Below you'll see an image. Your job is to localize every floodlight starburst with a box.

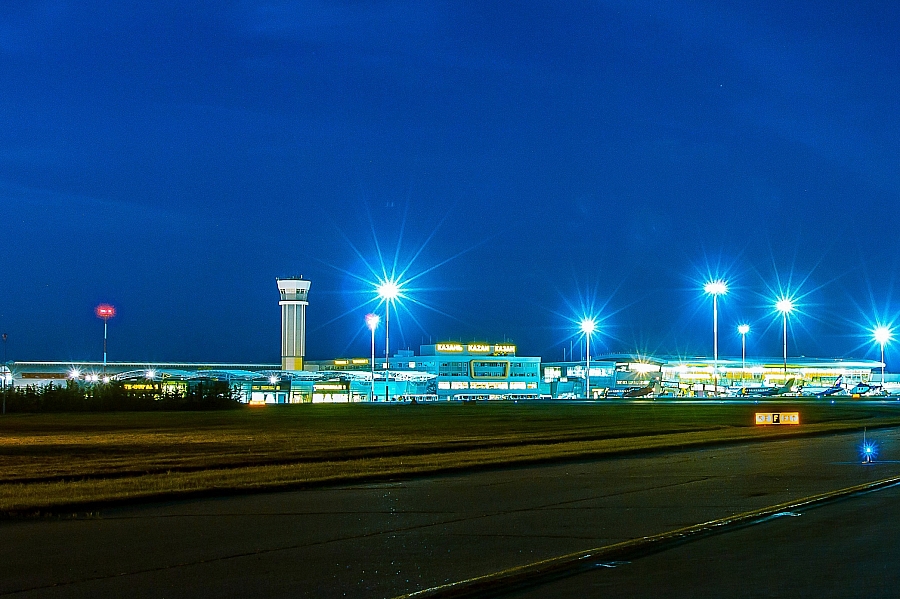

[704,280,728,296]
[874,326,892,346]
[580,318,596,335]
[365,313,380,331]
[775,298,794,314]
[376,279,402,302]
[738,324,750,335]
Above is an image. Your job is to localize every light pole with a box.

[366,313,380,402]
[874,326,892,390]
[376,279,400,401]
[704,280,728,395]
[580,318,596,399]
[738,324,750,385]
[775,298,794,379]
[95,304,116,375]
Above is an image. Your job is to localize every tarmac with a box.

[2,428,898,598]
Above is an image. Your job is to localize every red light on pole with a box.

[95,304,116,320]
[95,304,116,374]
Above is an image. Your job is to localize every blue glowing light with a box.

[860,441,878,462]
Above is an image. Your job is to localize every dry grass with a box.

[1,401,898,512]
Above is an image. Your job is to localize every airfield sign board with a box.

[755,412,800,425]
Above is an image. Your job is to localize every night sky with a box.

[2,1,899,365]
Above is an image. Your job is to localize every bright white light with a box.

[102,376,110,384]
[704,280,728,296]
[69,368,82,380]
[580,318,596,335]
[365,313,380,331]
[269,376,279,385]
[146,369,157,379]
[376,279,401,301]
[874,326,893,346]
[632,362,658,374]
[775,298,794,314]
[738,324,750,335]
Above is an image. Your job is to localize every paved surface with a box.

[509,480,900,598]
[2,428,899,598]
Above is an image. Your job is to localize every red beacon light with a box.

[95,304,116,320]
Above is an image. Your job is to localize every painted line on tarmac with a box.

[393,473,900,599]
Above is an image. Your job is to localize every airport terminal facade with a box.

[4,351,886,402]
[0,277,889,401]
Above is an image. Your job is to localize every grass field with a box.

[2,401,899,514]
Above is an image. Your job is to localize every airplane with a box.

[814,375,845,397]
[740,378,798,397]
[623,381,656,398]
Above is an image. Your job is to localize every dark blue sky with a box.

[2,1,899,365]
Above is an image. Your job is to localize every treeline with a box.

[0,381,243,413]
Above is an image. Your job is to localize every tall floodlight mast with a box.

[376,279,401,401]
[874,326,892,390]
[738,324,750,384]
[775,298,794,378]
[704,281,728,395]
[580,318,596,399]
[366,313,380,401]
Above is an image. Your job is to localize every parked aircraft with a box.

[740,378,798,397]
[623,381,655,398]
[814,375,845,397]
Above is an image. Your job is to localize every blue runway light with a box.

[860,440,878,463]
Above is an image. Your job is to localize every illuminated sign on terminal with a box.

[436,343,464,352]
[435,343,516,354]
[123,383,160,391]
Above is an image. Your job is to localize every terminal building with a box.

[0,276,889,401]
[540,354,886,398]
[307,342,541,401]
[4,352,885,402]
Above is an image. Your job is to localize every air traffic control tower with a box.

[277,277,310,371]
